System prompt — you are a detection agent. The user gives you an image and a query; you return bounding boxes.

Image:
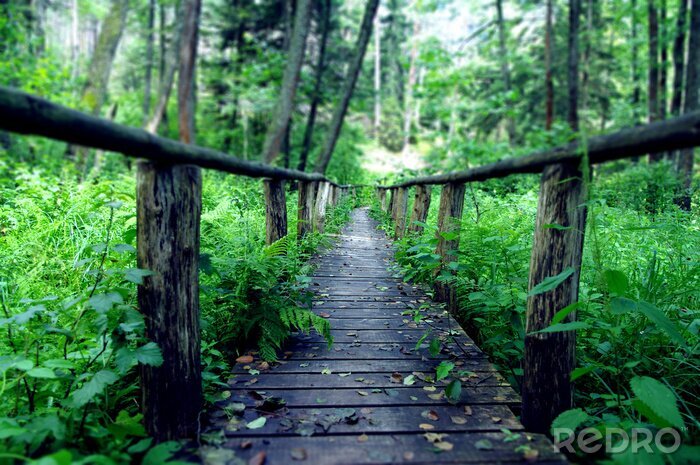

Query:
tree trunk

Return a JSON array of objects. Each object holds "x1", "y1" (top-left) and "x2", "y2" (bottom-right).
[
  {"x1": 568, "y1": 0, "x2": 581, "y2": 132},
  {"x1": 71, "y1": 0, "x2": 79, "y2": 78},
  {"x1": 581, "y1": 0, "x2": 595, "y2": 112},
  {"x1": 262, "y1": 0, "x2": 313, "y2": 164},
  {"x1": 313, "y1": 181, "x2": 331, "y2": 233},
  {"x1": 313, "y1": 0, "x2": 381, "y2": 174},
  {"x1": 374, "y1": 12, "x2": 381, "y2": 138},
  {"x1": 496, "y1": 0, "x2": 516, "y2": 145},
  {"x1": 146, "y1": 1, "x2": 186, "y2": 134},
  {"x1": 143, "y1": 0, "x2": 155, "y2": 125},
  {"x1": 139, "y1": 0, "x2": 203, "y2": 442},
  {"x1": 670, "y1": 0, "x2": 689, "y2": 164},
  {"x1": 545, "y1": 0, "x2": 555, "y2": 130},
  {"x1": 297, "y1": 180, "x2": 316, "y2": 238},
  {"x1": 676, "y1": 0, "x2": 699, "y2": 210},
  {"x1": 390, "y1": 186, "x2": 408, "y2": 239},
  {"x1": 298, "y1": 0, "x2": 332, "y2": 173},
  {"x1": 660, "y1": 0, "x2": 669, "y2": 124},
  {"x1": 402, "y1": 21, "x2": 419, "y2": 152},
  {"x1": 632, "y1": 0, "x2": 642, "y2": 125},
  {"x1": 649, "y1": 0, "x2": 663, "y2": 161}
]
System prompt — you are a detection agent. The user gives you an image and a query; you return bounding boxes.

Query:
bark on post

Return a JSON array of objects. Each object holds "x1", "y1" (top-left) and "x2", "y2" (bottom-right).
[
  {"x1": 408, "y1": 185, "x2": 431, "y2": 234},
  {"x1": 434, "y1": 183, "x2": 466, "y2": 306},
  {"x1": 390, "y1": 186, "x2": 408, "y2": 239},
  {"x1": 297, "y1": 180, "x2": 316, "y2": 238},
  {"x1": 263, "y1": 179, "x2": 288, "y2": 245},
  {"x1": 314, "y1": 181, "x2": 331, "y2": 233},
  {"x1": 377, "y1": 188, "x2": 388, "y2": 212},
  {"x1": 138, "y1": 0, "x2": 203, "y2": 442},
  {"x1": 522, "y1": 162, "x2": 588, "y2": 434}
]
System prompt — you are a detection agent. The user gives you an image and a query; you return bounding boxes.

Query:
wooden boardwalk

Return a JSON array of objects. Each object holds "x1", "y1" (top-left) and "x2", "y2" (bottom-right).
[{"x1": 205, "y1": 209, "x2": 567, "y2": 464}]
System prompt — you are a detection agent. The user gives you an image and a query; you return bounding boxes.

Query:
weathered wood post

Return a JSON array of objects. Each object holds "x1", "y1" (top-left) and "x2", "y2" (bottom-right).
[
  {"x1": 377, "y1": 188, "x2": 388, "y2": 212},
  {"x1": 390, "y1": 186, "x2": 408, "y2": 239},
  {"x1": 408, "y1": 185, "x2": 431, "y2": 234},
  {"x1": 263, "y1": 179, "x2": 288, "y2": 245},
  {"x1": 434, "y1": 182, "x2": 466, "y2": 307},
  {"x1": 137, "y1": 163, "x2": 202, "y2": 441},
  {"x1": 297, "y1": 180, "x2": 316, "y2": 238},
  {"x1": 329, "y1": 185, "x2": 338, "y2": 206},
  {"x1": 522, "y1": 162, "x2": 587, "y2": 434},
  {"x1": 314, "y1": 181, "x2": 331, "y2": 233},
  {"x1": 387, "y1": 188, "x2": 396, "y2": 216}
]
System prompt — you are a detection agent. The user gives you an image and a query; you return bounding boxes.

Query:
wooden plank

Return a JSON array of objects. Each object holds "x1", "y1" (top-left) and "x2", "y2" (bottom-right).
[
  {"x1": 211, "y1": 432, "x2": 567, "y2": 465},
  {"x1": 231, "y1": 358, "x2": 492, "y2": 375}
]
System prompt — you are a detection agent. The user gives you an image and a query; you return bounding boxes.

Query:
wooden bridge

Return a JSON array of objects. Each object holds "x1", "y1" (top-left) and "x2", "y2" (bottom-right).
[{"x1": 1, "y1": 86, "x2": 699, "y2": 463}]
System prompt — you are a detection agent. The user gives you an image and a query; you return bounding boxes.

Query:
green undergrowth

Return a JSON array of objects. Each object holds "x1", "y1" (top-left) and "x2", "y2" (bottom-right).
[
  {"x1": 371, "y1": 162, "x2": 699, "y2": 463},
  {"x1": 0, "y1": 165, "x2": 354, "y2": 464}
]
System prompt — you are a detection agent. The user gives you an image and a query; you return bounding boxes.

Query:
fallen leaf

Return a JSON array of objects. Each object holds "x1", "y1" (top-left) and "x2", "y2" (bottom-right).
[
  {"x1": 493, "y1": 396, "x2": 507, "y2": 401},
  {"x1": 434, "y1": 441, "x2": 454, "y2": 451},
  {"x1": 357, "y1": 433, "x2": 369, "y2": 443},
  {"x1": 403, "y1": 451, "x2": 415, "y2": 460},
  {"x1": 428, "y1": 393, "x2": 444, "y2": 400},
  {"x1": 419, "y1": 423, "x2": 435, "y2": 430},
  {"x1": 248, "y1": 451, "x2": 266, "y2": 465},
  {"x1": 423, "y1": 432, "x2": 446, "y2": 442},
  {"x1": 450, "y1": 416, "x2": 467, "y2": 425},
  {"x1": 290, "y1": 448, "x2": 307, "y2": 461},
  {"x1": 463, "y1": 406, "x2": 473, "y2": 416},
  {"x1": 321, "y1": 368, "x2": 332, "y2": 375},
  {"x1": 403, "y1": 374, "x2": 416, "y2": 386},
  {"x1": 240, "y1": 440, "x2": 252, "y2": 449},
  {"x1": 491, "y1": 416, "x2": 502, "y2": 423},
  {"x1": 390, "y1": 372, "x2": 403, "y2": 383},
  {"x1": 357, "y1": 390, "x2": 369, "y2": 396},
  {"x1": 319, "y1": 312, "x2": 331, "y2": 318},
  {"x1": 339, "y1": 372, "x2": 351, "y2": 377},
  {"x1": 246, "y1": 417, "x2": 267, "y2": 429},
  {"x1": 236, "y1": 355, "x2": 254, "y2": 364},
  {"x1": 421, "y1": 410, "x2": 439, "y2": 421},
  {"x1": 410, "y1": 396, "x2": 418, "y2": 401},
  {"x1": 474, "y1": 439, "x2": 493, "y2": 450},
  {"x1": 423, "y1": 386, "x2": 436, "y2": 392}
]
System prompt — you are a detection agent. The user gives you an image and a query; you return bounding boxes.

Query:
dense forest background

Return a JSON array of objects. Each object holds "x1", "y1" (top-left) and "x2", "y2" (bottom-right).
[{"x1": 0, "y1": 0, "x2": 698, "y2": 463}]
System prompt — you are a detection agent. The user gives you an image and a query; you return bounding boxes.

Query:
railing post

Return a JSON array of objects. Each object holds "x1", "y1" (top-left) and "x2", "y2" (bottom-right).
[
  {"x1": 408, "y1": 185, "x2": 431, "y2": 234},
  {"x1": 387, "y1": 188, "x2": 396, "y2": 216},
  {"x1": 314, "y1": 181, "x2": 331, "y2": 233},
  {"x1": 377, "y1": 188, "x2": 388, "y2": 212},
  {"x1": 390, "y1": 186, "x2": 408, "y2": 239},
  {"x1": 522, "y1": 162, "x2": 587, "y2": 434},
  {"x1": 263, "y1": 179, "x2": 288, "y2": 245},
  {"x1": 297, "y1": 180, "x2": 316, "y2": 239},
  {"x1": 434, "y1": 182, "x2": 466, "y2": 307},
  {"x1": 136, "y1": 162, "x2": 202, "y2": 441}
]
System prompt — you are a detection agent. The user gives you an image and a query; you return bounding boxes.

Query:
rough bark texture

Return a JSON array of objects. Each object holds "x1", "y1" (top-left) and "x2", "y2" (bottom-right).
[
  {"x1": 264, "y1": 179, "x2": 288, "y2": 245},
  {"x1": 298, "y1": 180, "x2": 316, "y2": 238},
  {"x1": 263, "y1": 0, "x2": 313, "y2": 164},
  {"x1": 676, "y1": 0, "x2": 699, "y2": 210},
  {"x1": 314, "y1": 181, "x2": 331, "y2": 233},
  {"x1": 496, "y1": 0, "x2": 516, "y2": 145},
  {"x1": 313, "y1": 0, "x2": 381, "y2": 173},
  {"x1": 434, "y1": 183, "x2": 466, "y2": 305},
  {"x1": 137, "y1": 162, "x2": 202, "y2": 442},
  {"x1": 568, "y1": 0, "x2": 581, "y2": 131},
  {"x1": 408, "y1": 185, "x2": 431, "y2": 234},
  {"x1": 138, "y1": 0, "x2": 203, "y2": 441},
  {"x1": 377, "y1": 188, "x2": 388, "y2": 213},
  {"x1": 298, "y1": 0, "x2": 331, "y2": 172},
  {"x1": 670, "y1": 0, "x2": 689, "y2": 120},
  {"x1": 390, "y1": 186, "x2": 408, "y2": 239},
  {"x1": 522, "y1": 162, "x2": 587, "y2": 434},
  {"x1": 143, "y1": 0, "x2": 155, "y2": 125}
]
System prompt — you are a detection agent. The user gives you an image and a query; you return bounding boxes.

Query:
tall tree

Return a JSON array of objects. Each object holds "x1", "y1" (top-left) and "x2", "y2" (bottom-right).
[
  {"x1": 262, "y1": 0, "x2": 313, "y2": 164},
  {"x1": 496, "y1": 0, "x2": 516, "y2": 145},
  {"x1": 632, "y1": 0, "x2": 642, "y2": 124},
  {"x1": 670, "y1": 0, "x2": 688, "y2": 117},
  {"x1": 648, "y1": 0, "x2": 662, "y2": 161},
  {"x1": 143, "y1": 0, "x2": 156, "y2": 125},
  {"x1": 374, "y1": 12, "x2": 382, "y2": 137},
  {"x1": 660, "y1": 0, "x2": 668, "y2": 123},
  {"x1": 313, "y1": 0, "x2": 381, "y2": 174},
  {"x1": 676, "y1": 0, "x2": 699, "y2": 210},
  {"x1": 545, "y1": 0, "x2": 554, "y2": 130},
  {"x1": 402, "y1": 20, "x2": 419, "y2": 152},
  {"x1": 568, "y1": 0, "x2": 580, "y2": 131},
  {"x1": 298, "y1": 0, "x2": 332, "y2": 173}
]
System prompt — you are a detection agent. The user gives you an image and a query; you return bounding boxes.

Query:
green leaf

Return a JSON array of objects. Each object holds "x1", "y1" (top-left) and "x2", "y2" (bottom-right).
[
  {"x1": 70, "y1": 370, "x2": 118, "y2": 407},
  {"x1": 29, "y1": 450, "x2": 72, "y2": 465},
  {"x1": 636, "y1": 301, "x2": 685, "y2": 345},
  {"x1": 550, "y1": 408, "x2": 589, "y2": 436},
  {"x1": 532, "y1": 321, "x2": 589, "y2": 334},
  {"x1": 610, "y1": 297, "x2": 637, "y2": 314},
  {"x1": 246, "y1": 417, "x2": 267, "y2": 429},
  {"x1": 414, "y1": 333, "x2": 428, "y2": 351},
  {"x1": 551, "y1": 302, "x2": 582, "y2": 325},
  {"x1": 630, "y1": 376, "x2": 684, "y2": 429},
  {"x1": 27, "y1": 367, "x2": 57, "y2": 379},
  {"x1": 403, "y1": 374, "x2": 416, "y2": 386},
  {"x1": 428, "y1": 338, "x2": 441, "y2": 357},
  {"x1": 445, "y1": 380, "x2": 462, "y2": 403},
  {"x1": 603, "y1": 269, "x2": 628, "y2": 296},
  {"x1": 107, "y1": 410, "x2": 147, "y2": 441},
  {"x1": 570, "y1": 365, "x2": 597, "y2": 381},
  {"x1": 43, "y1": 359, "x2": 75, "y2": 370},
  {"x1": 543, "y1": 223, "x2": 573, "y2": 231},
  {"x1": 88, "y1": 293, "x2": 123, "y2": 314},
  {"x1": 143, "y1": 441, "x2": 189, "y2": 465},
  {"x1": 528, "y1": 268, "x2": 575, "y2": 296},
  {"x1": 123, "y1": 268, "x2": 154, "y2": 284},
  {"x1": 436, "y1": 361, "x2": 455, "y2": 381}
]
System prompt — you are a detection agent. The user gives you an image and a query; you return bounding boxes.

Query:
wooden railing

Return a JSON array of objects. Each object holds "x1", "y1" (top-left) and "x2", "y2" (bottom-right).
[
  {"x1": 374, "y1": 112, "x2": 700, "y2": 434},
  {"x1": 0, "y1": 86, "x2": 356, "y2": 441},
  {"x1": 1, "y1": 85, "x2": 699, "y2": 438}
]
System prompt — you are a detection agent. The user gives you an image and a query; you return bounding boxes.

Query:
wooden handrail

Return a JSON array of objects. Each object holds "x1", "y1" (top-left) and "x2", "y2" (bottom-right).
[
  {"x1": 0, "y1": 86, "x2": 352, "y2": 186},
  {"x1": 379, "y1": 111, "x2": 700, "y2": 188}
]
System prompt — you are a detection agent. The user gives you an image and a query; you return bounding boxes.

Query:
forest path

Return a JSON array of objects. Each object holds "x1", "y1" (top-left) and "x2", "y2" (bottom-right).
[{"x1": 203, "y1": 208, "x2": 567, "y2": 464}]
